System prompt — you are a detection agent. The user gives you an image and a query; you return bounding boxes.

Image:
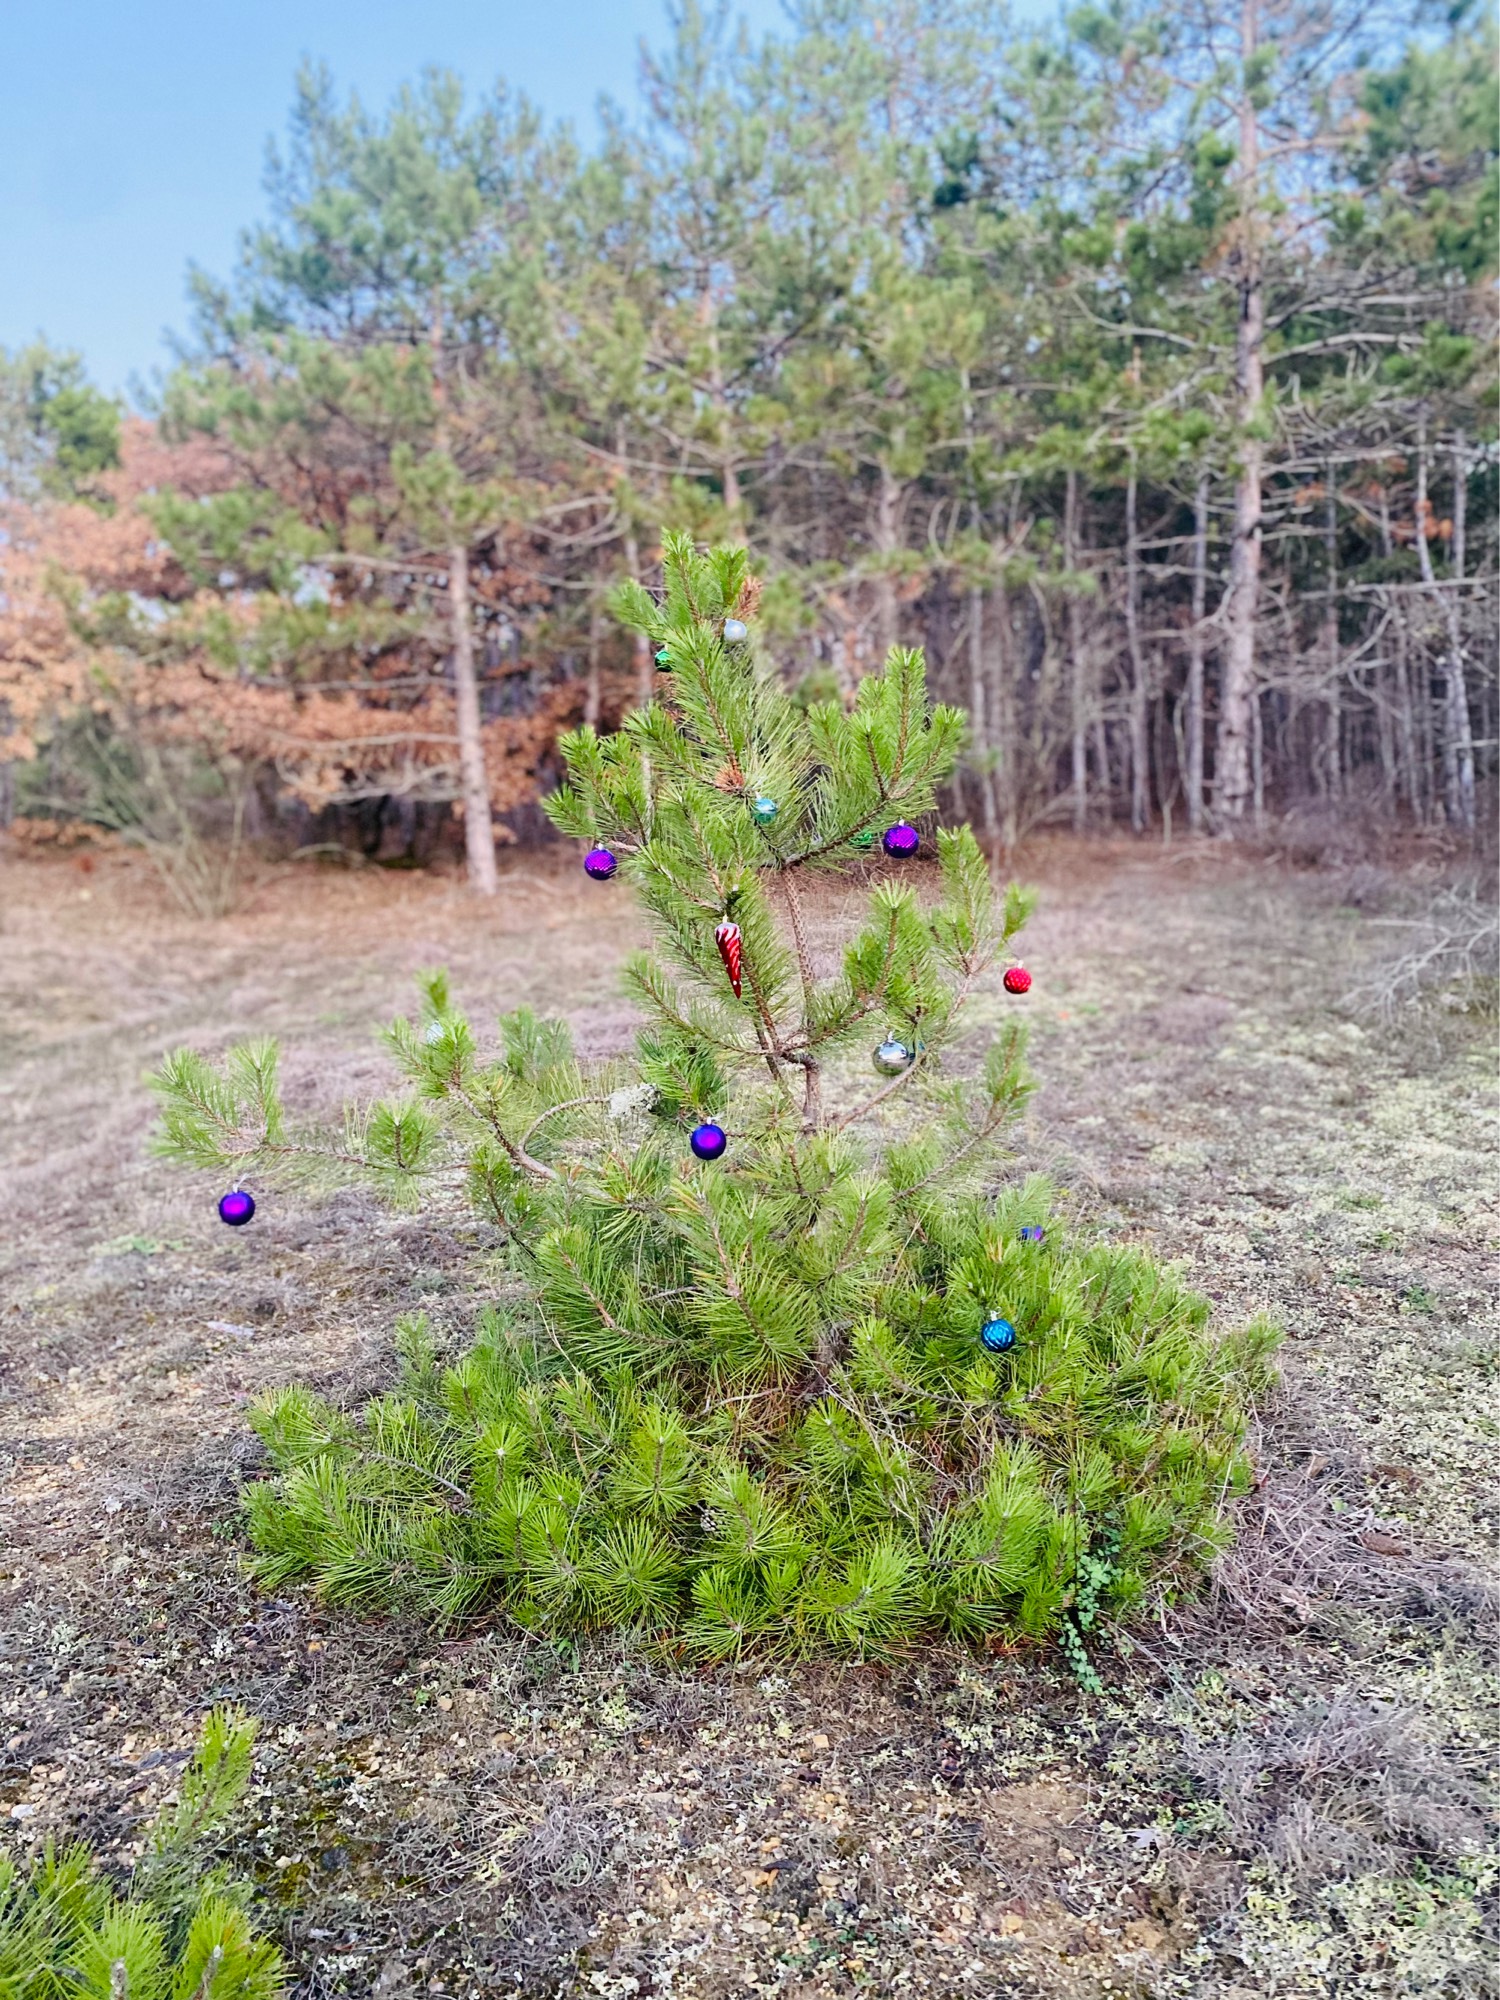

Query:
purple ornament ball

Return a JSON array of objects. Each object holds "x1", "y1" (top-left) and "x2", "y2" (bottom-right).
[
  {"x1": 583, "y1": 845, "x2": 618, "y2": 881},
  {"x1": 218, "y1": 1189, "x2": 256, "y2": 1227},
  {"x1": 881, "y1": 821, "x2": 919, "y2": 858},
  {"x1": 689, "y1": 1122, "x2": 727, "y2": 1161},
  {"x1": 1019, "y1": 1225, "x2": 1046, "y2": 1243}
]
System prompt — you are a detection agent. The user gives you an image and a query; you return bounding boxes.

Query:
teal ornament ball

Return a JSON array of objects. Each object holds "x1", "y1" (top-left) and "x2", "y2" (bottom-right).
[
  {"x1": 979, "y1": 1315, "x2": 1017, "y2": 1354},
  {"x1": 752, "y1": 794, "x2": 778, "y2": 825},
  {"x1": 873, "y1": 1037, "x2": 914, "y2": 1077},
  {"x1": 655, "y1": 647, "x2": 672, "y2": 669},
  {"x1": 723, "y1": 617, "x2": 748, "y2": 643}
]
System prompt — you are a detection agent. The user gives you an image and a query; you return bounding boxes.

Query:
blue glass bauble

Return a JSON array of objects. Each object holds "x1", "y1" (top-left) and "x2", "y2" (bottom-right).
[
  {"x1": 689, "y1": 1122, "x2": 727, "y2": 1161},
  {"x1": 218, "y1": 1189, "x2": 255, "y2": 1227},
  {"x1": 979, "y1": 1315, "x2": 1017, "y2": 1353},
  {"x1": 1019, "y1": 1225, "x2": 1045, "y2": 1243}
]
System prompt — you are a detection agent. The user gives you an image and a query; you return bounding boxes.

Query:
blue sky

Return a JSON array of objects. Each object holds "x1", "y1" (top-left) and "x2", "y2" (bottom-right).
[{"x1": 0, "y1": 0, "x2": 789, "y2": 400}]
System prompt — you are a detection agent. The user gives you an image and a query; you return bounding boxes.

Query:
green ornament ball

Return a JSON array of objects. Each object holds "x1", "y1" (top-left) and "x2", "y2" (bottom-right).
[{"x1": 849, "y1": 828, "x2": 876, "y2": 850}]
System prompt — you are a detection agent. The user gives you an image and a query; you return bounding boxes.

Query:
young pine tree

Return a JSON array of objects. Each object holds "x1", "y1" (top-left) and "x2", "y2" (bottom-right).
[
  {"x1": 153, "y1": 530, "x2": 1277, "y2": 1665},
  {"x1": 0, "y1": 1709, "x2": 283, "y2": 2000}
]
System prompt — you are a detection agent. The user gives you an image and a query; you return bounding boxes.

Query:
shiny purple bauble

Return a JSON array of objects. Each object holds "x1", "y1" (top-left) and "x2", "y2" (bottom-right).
[
  {"x1": 689, "y1": 1122, "x2": 727, "y2": 1161},
  {"x1": 882, "y1": 821, "x2": 919, "y2": 858},
  {"x1": 218, "y1": 1189, "x2": 256, "y2": 1227},
  {"x1": 1019, "y1": 1225, "x2": 1046, "y2": 1243},
  {"x1": 583, "y1": 846, "x2": 618, "y2": 881}
]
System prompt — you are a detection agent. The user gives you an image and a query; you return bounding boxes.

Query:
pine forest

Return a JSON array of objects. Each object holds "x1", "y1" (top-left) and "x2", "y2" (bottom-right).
[{"x1": 1, "y1": 0, "x2": 1494, "y2": 877}]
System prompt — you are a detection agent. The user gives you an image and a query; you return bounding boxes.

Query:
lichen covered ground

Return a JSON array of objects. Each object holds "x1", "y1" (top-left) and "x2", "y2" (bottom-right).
[{"x1": 1, "y1": 837, "x2": 1495, "y2": 1998}]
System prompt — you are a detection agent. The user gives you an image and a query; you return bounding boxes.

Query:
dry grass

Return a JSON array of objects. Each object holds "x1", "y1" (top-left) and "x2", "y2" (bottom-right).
[{"x1": 1, "y1": 833, "x2": 1495, "y2": 1999}]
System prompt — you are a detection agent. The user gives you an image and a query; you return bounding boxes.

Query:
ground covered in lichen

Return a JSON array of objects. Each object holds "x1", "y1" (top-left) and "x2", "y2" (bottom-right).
[{"x1": 1, "y1": 834, "x2": 1494, "y2": 1998}]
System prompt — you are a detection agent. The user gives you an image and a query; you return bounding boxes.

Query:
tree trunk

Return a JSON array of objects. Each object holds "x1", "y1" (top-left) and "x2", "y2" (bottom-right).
[
  {"x1": 991, "y1": 587, "x2": 1019, "y2": 851},
  {"x1": 700, "y1": 286, "x2": 741, "y2": 521},
  {"x1": 1124, "y1": 464, "x2": 1150, "y2": 833},
  {"x1": 430, "y1": 297, "x2": 497, "y2": 894},
  {"x1": 1185, "y1": 473, "x2": 1208, "y2": 831},
  {"x1": 969, "y1": 585, "x2": 1000, "y2": 846},
  {"x1": 448, "y1": 544, "x2": 499, "y2": 895},
  {"x1": 1251, "y1": 684, "x2": 1265, "y2": 827},
  {"x1": 1375, "y1": 659, "x2": 1397, "y2": 815},
  {"x1": 584, "y1": 607, "x2": 603, "y2": 730},
  {"x1": 1414, "y1": 429, "x2": 1476, "y2": 833},
  {"x1": 874, "y1": 464, "x2": 901, "y2": 661},
  {"x1": 622, "y1": 513, "x2": 654, "y2": 710},
  {"x1": 1065, "y1": 469, "x2": 1089, "y2": 832},
  {"x1": 1216, "y1": 0, "x2": 1265, "y2": 825},
  {"x1": 1321, "y1": 466, "x2": 1342, "y2": 804},
  {"x1": 1394, "y1": 618, "x2": 1421, "y2": 824}
]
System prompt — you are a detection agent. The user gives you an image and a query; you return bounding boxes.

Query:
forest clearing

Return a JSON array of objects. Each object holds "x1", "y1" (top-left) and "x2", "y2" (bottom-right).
[
  {"x1": 2, "y1": 0, "x2": 1496, "y2": 1992},
  {"x1": 2, "y1": 828, "x2": 1493, "y2": 1998}
]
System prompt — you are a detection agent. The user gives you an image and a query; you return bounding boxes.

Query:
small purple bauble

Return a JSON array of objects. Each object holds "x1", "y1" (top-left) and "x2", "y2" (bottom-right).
[
  {"x1": 583, "y1": 846, "x2": 618, "y2": 881},
  {"x1": 1019, "y1": 1225, "x2": 1046, "y2": 1243},
  {"x1": 689, "y1": 1122, "x2": 727, "y2": 1161},
  {"x1": 882, "y1": 821, "x2": 919, "y2": 857},
  {"x1": 218, "y1": 1189, "x2": 255, "y2": 1227}
]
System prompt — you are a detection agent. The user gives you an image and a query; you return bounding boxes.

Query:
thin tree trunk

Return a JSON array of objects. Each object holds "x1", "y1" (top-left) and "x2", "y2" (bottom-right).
[
  {"x1": 622, "y1": 521, "x2": 654, "y2": 709},
  {"x1": 1091, "y1": 713, "x2": 1110, "y2": 815},
  {"x1": 970, "y1": 585, "x2": 1000, "y2": 845},
  {"x1": 1251, "y1": 684, "x2": 1265, "y2": 828},
  {"x1": 430, "y1": 298, "x2": 496, "y2": 894},
  {"x1": 700, "y1": 286, "x2": 741, "y2": 520},
  {"x1": 1124, "y1": 463, "x2": 1150, "y2": 833},
  {"x1": 1394, "y1": 617, "x2": 1421, "y2": 823},
  {"x1": 1066, "y1": 469, "x2": 1089, "y2": 832},
  {"x1": 1185, "y1": 473, "x2": 1208, "y2": 831},
  {"x1": 1414, "y1": 428, "x2": 1476, "y2": 832},
  {"x1": 448, "y1": 543, "x2": 498, "y2": 896},
  {"x1": 1375, "y1": 659, "x2": 1398, "y2": 814},
  {"x1": 1321, "y1": 466, "x2": 1342, "y2": 804},
  {"x1": 1216, "y1": 0, "x2": 1265, "y2": 825},
  {"x1": 584, "y1": 607, "x2": 603, "y2": 729},
  {"x1": 991, "y1": 587, "x2": 1019, "y2": 851},
  {"x1": 875, "y1": 465, "x2": 900, "y2": 660}
]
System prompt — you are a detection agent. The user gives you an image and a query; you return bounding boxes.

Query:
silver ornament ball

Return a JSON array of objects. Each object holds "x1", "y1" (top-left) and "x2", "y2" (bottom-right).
[
  {"x1": 873, "y1": 1037, "x2": 914, "y2": 1077},
  {"x1": 723, "y1": 617, "x2": 749, "y2": 643}
]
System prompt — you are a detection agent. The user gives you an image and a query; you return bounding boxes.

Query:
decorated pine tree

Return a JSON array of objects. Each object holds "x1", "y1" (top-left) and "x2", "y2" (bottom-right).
[{"x1": 152, "y1": 531, "x2": 1277, "y2": 1669}]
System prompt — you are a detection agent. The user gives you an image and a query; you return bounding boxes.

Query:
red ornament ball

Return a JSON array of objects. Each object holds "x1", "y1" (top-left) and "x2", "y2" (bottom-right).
[{"x1": 1002, "y1": 965, "x2": 1032, "y2": 996}]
